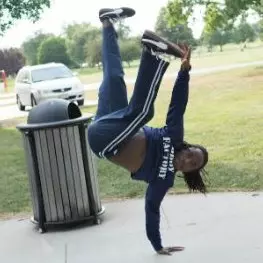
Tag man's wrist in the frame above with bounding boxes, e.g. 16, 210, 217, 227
155, 245, 163, 252
180, 65, 191, 72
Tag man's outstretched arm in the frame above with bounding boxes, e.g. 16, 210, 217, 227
165, 45, 192, 145
145, 177, 170, 252
145, 176, 185, 255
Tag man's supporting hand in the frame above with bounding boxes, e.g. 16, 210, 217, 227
157, 246, 185, 256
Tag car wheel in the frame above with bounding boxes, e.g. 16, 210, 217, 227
31, 94, 37, 107
77, 99, 84, 106
17, 95, 25, 111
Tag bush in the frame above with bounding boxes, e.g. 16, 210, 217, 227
0, 48, 25, 76
38, 37, 71, 66
119, 40, 141, 67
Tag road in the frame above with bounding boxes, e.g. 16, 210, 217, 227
1, 60, 263, 121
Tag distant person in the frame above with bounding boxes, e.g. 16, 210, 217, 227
88, 7, 209, 255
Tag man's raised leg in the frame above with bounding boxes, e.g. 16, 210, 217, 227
95, 8, 135, 120
88, 29, 183, 158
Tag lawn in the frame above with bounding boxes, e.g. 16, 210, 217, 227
78, 42, 263, 85
1, 65, 263, 217
6, 78, 15, 93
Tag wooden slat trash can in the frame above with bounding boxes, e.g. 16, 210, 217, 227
16, 99, 104, 233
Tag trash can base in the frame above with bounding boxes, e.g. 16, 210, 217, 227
30, 206, 105, 233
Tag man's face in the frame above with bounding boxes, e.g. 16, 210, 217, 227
173, 147, 205, 173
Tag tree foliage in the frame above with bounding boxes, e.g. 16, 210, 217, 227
85, 37, 102, 68
0, 0, 50, 34
232, 20, 257, 44
203, 3, 227, 33
165, 0, 263, 28
22, 31, 54, 65
155, 7, 197, 47
64, 23, 100, 65
0, 48, 25, 75
116, 21, 131, 40
259, 19, 263, 41
201, 17, 258, 51
38, 37, 70, 65
202, 29, 232, 51
119, 39, 141, 67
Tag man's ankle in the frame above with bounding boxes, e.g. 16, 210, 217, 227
102, 19, 113, 28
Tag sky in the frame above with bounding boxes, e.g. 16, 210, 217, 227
0, 0, 260, 49
0, 0, 206, 49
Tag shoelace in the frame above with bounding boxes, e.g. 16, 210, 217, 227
150, 49, 170, 61
108, 14, 126, 24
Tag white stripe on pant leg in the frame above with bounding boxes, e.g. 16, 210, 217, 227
102, 60, 167, 157
100, 59, 167, 157
100, 60, 164, 157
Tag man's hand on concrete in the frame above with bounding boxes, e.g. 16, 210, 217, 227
157, 246, 185, 256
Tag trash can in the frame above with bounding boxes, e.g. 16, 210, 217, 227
17, 99, 105, 233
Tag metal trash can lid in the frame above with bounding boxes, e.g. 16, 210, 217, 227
27, 99, 81, 124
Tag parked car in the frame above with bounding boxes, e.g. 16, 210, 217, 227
15, 62, 85, 111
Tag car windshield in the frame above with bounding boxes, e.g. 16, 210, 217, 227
31, 66, 73, 83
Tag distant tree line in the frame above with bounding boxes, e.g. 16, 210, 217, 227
156, 5, 263, 53
21, 22, 141, 69
1, 1, 263, 76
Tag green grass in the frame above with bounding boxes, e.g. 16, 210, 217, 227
0, 128, 31, 214
6, 78, 15, 93
1, 66, 263, 216
78, 43, 263, 84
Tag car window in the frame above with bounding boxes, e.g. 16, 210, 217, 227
16, 70, 26, 83
24, 70, 31, 82
31, 66, 73, 83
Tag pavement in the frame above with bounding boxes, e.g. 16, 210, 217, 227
0, 192, 263, 263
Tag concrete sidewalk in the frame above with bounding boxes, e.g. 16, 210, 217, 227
0, 192, 263, 263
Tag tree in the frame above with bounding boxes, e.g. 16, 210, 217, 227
232, 21, 257, 45
203, 3, 227, 33
202, 29, 232, 52
38, 37, 70, 65
155, 8, 170, 37
64, 23, 100, 65
0, 0, 50, 34
258, 19, 263, 41
22, 31, 54, 65
116, 21, 131, 40
85, 37, 102, 68
0, 48, 25, 76
155, 7, 197, 48
165, 0, 263, 28
119, 40, 141, 67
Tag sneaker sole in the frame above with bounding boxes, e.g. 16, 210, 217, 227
142, 30, 184, 58
99, 7, 135, 19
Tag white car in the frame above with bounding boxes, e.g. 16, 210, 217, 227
15, 62, 85, 111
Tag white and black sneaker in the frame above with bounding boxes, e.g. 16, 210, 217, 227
141, 30, 184, 58
99, 7, 135, 23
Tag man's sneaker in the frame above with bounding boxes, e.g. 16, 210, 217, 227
141, 30, 184, 58
99, 7, 135, 23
